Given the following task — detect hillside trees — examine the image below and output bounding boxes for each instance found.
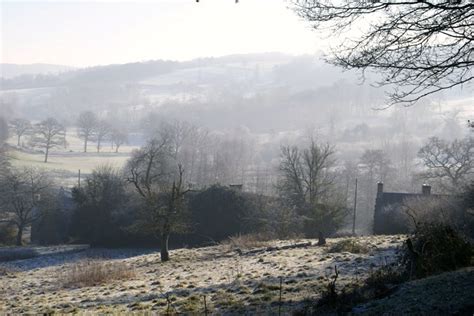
[77,111,97,153]
[30,118,65,163]
[293,0,474,105]
[10,118,31,147]
[110,128,128,153]
[126,134,190,262]
[0,167,53,245]
[93,120,111,153]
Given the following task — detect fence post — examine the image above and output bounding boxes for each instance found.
[279,276,283,316]
[203,295,208,316]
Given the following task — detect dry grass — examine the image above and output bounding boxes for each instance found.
[328,239,369,254]
[62,259,136,288]
[222,233,272,251]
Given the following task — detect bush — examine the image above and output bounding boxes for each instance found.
[62,259,135,287]
[377,203,411,234]
[402,223,473,279]
[0,223,17,245]
[31,208,69,245]
[70,165,128,246]
[301,264,405,314]
[365,264,406,293]
[301,203,349,238]
[328,239,369,254]
[188,186,257,245]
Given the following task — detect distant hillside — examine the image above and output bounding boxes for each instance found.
[0,63,76,78]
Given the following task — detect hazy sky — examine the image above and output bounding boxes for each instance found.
[1,0,322,67]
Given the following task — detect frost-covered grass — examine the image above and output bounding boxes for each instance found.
[0,235,405,314]
[62,259,136,288]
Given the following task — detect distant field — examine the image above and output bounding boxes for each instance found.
[7,128,139,187]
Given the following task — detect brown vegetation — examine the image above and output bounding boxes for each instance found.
[62,259,135,288]
[328,239,369,254]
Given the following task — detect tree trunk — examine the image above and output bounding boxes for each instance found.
[44,147,49,163]
[115,145,120,153]
[97,138,101,153]
[84,138,88,153]
[16,225,24,246]
[17,135,21,147]
[160,232,170,262]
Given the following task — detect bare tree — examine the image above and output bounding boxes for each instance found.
[9,118,31,147]
[293,0,473,105]
[30,118,65,163]
[278,138,346,236]
[77,111,97,153]
[110,128,128,153]
[0,167,52,245]
[93,120,111,153]
[126,136,189,262]
[418,136,474,190]
[279,139,336,206]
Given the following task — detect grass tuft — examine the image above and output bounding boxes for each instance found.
[328,239,369,254]
[62,259,135,288]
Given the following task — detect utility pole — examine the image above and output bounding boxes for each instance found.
[352,178,358,236]
[78,169,81,188]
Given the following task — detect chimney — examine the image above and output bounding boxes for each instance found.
[422,184,431,195]
[377,182,383,195]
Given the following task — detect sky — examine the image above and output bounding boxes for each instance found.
[1,0,323,67]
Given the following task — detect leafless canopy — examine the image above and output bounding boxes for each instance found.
[418,136,473,189]
[279,138,336,206]
[293,0,473,105]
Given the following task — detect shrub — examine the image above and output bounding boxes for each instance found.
[301,202,349,238]
[31,208,69,245]
[0,223,17,245]
[402,222,473,279]
[328,239,369,254]
[188,186,257,245]
[365,264,406,295]
[377,203,411,234]
[63,259,135,287]
[403,196,466,231]
[301,265,405,314]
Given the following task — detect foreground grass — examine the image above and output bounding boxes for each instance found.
[0,236,404,314]
[2,236,470,314]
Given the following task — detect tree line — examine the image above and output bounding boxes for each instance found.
[0,114,472,261]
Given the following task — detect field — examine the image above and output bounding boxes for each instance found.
[1,235,403,314]
[7,128,138,187]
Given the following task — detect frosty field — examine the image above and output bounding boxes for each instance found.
[0,236,403,314]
